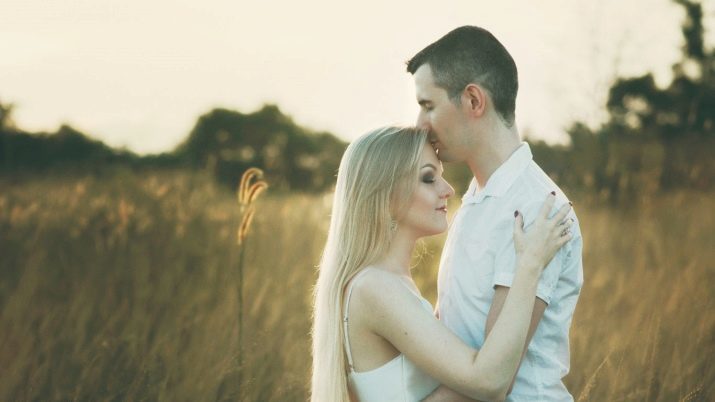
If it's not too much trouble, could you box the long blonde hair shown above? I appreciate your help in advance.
[311,127,428,401]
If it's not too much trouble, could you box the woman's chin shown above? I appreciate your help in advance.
[419,226,448,238]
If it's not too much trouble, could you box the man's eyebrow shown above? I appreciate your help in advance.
[417,99,432,106]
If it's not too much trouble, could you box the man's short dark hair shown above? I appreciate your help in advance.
[407,26,518,126]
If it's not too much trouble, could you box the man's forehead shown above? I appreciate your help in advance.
[413,64,435,86]
[414,81,435,102]
[413,65,448,102]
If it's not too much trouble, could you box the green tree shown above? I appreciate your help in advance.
[175,105,346,191]
[530,0,715,201]
[606,0,714,138]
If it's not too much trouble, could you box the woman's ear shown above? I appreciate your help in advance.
[463,84,487,118]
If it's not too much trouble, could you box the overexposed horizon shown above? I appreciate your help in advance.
[2,0,713,154]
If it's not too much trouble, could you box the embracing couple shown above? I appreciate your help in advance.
[311,26,583,402]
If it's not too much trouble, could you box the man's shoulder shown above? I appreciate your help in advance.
[507,162,577,221]
[515,161,561,192]
[511,162,568,199]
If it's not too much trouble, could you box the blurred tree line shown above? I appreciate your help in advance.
[0,103,347,192]
[527,0,714,202]
[173,105,345,191]
[1,0,713,198]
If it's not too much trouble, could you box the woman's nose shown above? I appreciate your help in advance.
[441,180,455,199]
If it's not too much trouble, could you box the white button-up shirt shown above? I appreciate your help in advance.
[437,143,583,402]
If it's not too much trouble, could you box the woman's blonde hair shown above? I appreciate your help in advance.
[311,126,429,401]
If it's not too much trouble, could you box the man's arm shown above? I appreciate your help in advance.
[485,285,547,394]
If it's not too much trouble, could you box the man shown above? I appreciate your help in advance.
[408,26,584,401]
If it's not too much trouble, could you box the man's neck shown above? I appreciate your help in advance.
[465,123,521,189]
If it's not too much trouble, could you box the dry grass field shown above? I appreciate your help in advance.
[0,170,712,401]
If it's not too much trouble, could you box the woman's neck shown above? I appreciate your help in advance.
[374,230,416,278]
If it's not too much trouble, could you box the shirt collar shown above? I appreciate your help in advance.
[462,142,533,204]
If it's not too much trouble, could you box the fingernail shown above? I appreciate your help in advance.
[514,210,519,217]
[550,191,556,196]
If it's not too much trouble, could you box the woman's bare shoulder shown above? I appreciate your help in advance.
[351,267,403,299]
[349,268,422,321]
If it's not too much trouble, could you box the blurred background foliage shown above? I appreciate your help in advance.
[0,103,346,192]
[2,0,714,199]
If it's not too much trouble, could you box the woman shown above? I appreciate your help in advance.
[311,127,573,401]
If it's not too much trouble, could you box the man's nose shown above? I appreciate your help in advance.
[416,111,429,129]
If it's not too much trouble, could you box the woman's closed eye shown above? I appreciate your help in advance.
[422,174,435,184]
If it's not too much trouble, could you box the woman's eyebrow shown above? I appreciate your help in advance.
[421,163,437,170]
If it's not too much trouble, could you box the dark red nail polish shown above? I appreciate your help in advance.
[551,191,556,196]
[514,210,519,217]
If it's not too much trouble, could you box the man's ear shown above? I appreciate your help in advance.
[463,84,487,118]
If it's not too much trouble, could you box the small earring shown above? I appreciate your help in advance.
[390,220,398,232]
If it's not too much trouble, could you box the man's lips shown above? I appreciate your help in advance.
[430,141,441,155]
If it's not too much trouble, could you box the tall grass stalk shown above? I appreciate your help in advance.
[235,168,267,401]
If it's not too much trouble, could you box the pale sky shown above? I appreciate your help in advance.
[2,0,713,154]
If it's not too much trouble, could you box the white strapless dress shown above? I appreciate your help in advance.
[343,270,439,402]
